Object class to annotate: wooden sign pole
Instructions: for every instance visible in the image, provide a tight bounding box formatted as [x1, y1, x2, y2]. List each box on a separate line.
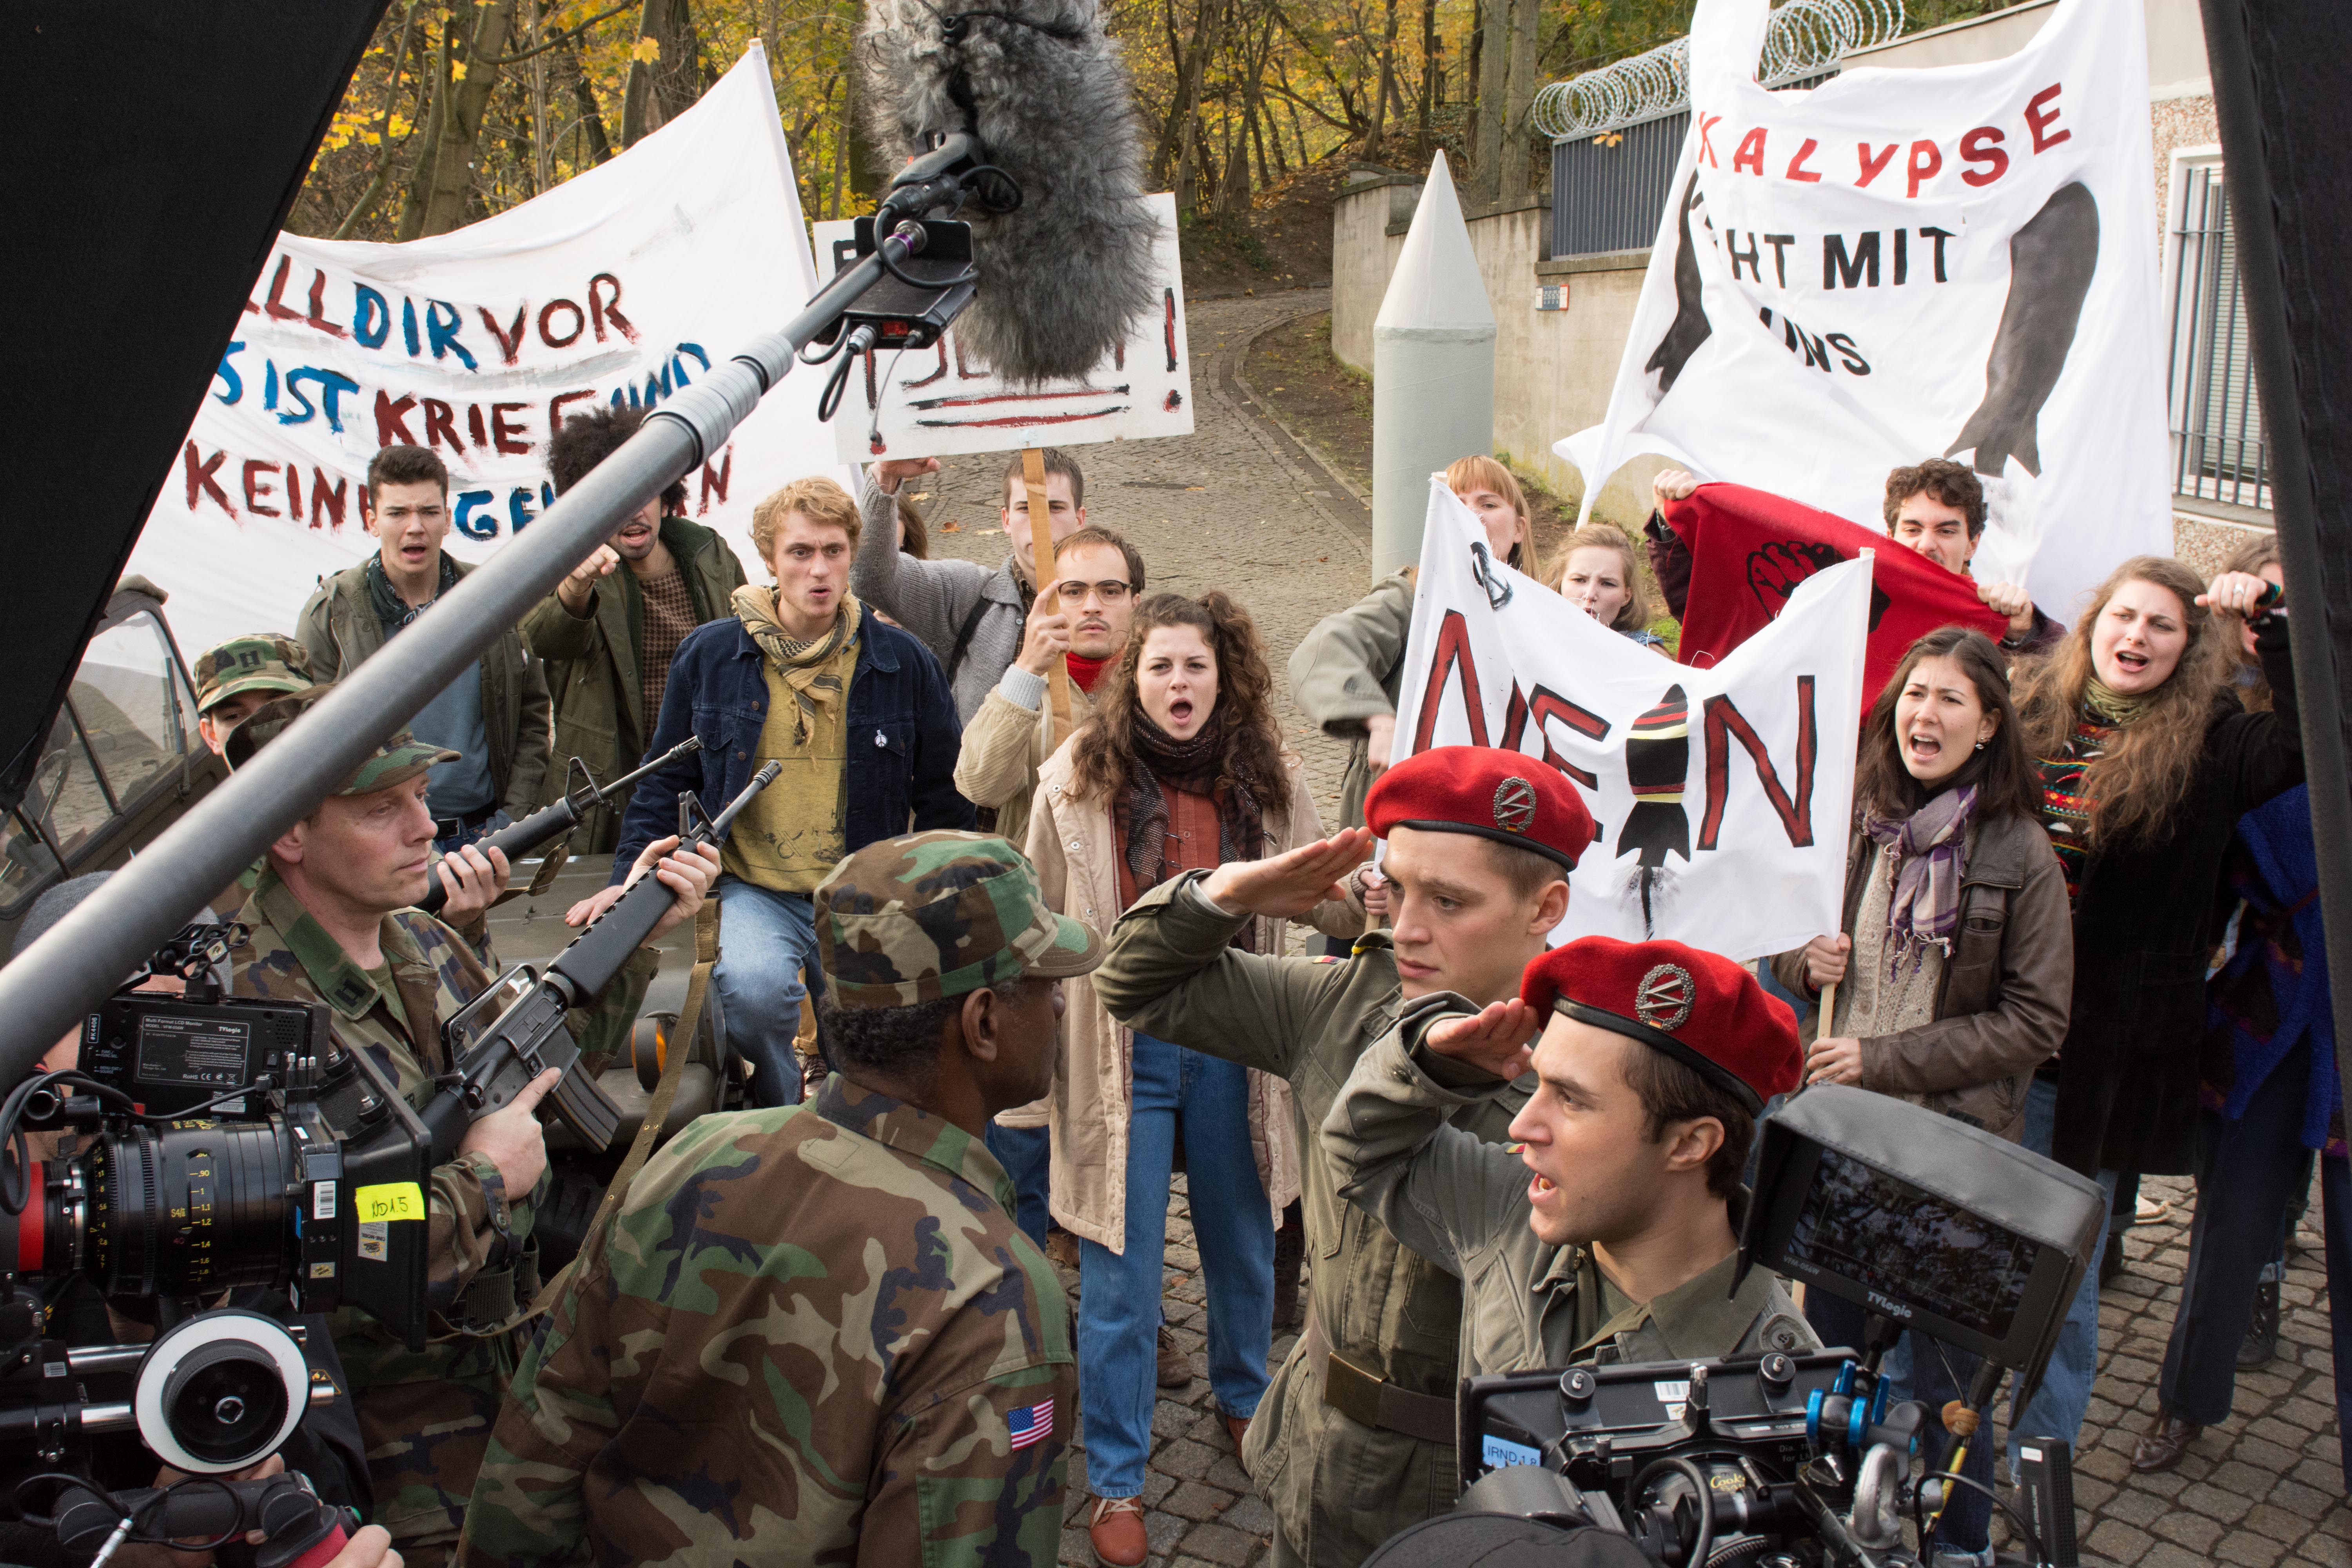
[1022, 447, 1074, 731]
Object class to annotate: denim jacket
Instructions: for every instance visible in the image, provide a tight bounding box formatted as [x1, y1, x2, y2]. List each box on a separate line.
[609, 604, 973, 883]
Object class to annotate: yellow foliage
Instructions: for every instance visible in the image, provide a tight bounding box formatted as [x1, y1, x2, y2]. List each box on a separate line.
[632, 36, 661, 63]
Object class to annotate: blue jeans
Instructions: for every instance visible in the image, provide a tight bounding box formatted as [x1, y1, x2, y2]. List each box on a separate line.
[986, 1122, 1052, 1247]
[1078, 1034, 1274, 1498]
[2159, 1040, 2350, 1485]
[714, 876, 818, 1109]
[2008, 1077, 2120, 1471]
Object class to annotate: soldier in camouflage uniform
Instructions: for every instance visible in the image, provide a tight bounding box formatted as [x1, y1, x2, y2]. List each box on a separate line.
[193, 633, 317, 755]
[461, 831, 1095, 1568]
[225, 691, 716, 1568]
[1091, 747, 1591, 1567]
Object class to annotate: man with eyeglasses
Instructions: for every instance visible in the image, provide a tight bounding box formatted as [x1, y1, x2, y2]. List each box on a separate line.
[298, 445, 552, 856]
[856, 448, 1092, 722]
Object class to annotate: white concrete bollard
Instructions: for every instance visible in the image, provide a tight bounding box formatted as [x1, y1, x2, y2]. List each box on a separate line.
[1371, 151, 1496, 579]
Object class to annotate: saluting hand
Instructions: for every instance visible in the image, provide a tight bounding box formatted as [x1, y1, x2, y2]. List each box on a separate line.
[1200, 828, 1376, 919]
[1425, 998, 1539, 1082]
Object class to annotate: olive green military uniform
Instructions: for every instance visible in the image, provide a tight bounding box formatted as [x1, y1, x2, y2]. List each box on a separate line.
[1287, 568, 1414, 831]
[519, 515, 748, 852]
[1091, 873, 1530, 1568]
[1323, 996, 1818, 1379]
[462, 830, 1099, 1568]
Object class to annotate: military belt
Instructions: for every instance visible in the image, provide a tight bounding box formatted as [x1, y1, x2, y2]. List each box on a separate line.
[1303, 1315, 1455, 1445]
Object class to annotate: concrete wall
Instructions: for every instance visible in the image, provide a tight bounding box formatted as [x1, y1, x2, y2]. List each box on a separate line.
[1327, 0, 2251, 541]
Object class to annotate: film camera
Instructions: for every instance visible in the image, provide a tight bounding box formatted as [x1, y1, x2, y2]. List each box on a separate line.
[0, 917, 425, 1505]
[1368, 1087, 2108, 1568]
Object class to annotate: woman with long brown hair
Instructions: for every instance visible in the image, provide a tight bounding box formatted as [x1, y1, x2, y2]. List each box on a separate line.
[1026, 592, 1359, 1566]
[1999, 553, 2297, 1492]
[1772, 626, 2072, 1560]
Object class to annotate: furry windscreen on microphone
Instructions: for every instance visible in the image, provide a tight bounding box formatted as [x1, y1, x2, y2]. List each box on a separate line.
[861, 0, 1160, 386]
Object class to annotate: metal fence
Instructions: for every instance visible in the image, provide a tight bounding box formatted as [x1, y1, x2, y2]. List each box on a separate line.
[2166, 162, 2269, 510]
[1549, 112, 1690, 259]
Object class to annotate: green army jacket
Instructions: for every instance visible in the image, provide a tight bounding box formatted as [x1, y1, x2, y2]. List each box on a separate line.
[1286, 567, 1414, 831]
[1094, 875, 1530, 1563]
[519, 516, 748, 853]
[297, 554, 554, 819]
[459, 1075, 1074, 1568]
[1324, 997, 1818, 1382]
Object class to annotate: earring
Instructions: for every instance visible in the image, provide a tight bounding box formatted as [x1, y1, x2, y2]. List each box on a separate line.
[1973, 739, 1987, 751]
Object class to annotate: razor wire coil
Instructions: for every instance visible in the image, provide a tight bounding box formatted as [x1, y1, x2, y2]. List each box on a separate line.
[1532, 0, 1904, 142]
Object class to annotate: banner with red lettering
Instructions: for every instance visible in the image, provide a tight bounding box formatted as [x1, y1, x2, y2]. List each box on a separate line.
[1557, 0, 2168, 630]
[1392, 479, 1869, 961]
[128, 44, 840, 657]
[1666, 482, 2009, 705]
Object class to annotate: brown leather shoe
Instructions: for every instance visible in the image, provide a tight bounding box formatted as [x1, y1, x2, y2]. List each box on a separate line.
[1225, 1413, 1251, 1452]
[1087, 1494, 1148, 1567]
[1156, 1323, 1192, 1388]
[2131, 1411, 2203, 1473]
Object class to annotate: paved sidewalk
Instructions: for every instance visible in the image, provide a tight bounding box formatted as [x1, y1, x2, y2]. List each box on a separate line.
[901, 289, 2346, 1566]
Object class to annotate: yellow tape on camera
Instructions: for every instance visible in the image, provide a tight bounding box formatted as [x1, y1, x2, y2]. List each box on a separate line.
[354, 1182, 426, 1223]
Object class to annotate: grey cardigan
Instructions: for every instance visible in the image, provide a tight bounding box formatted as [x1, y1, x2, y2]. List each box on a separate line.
[849, 482, 1028, 722]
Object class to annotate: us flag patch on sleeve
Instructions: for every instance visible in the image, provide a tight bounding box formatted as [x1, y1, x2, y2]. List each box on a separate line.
[1008, 1399, 1054, 1450]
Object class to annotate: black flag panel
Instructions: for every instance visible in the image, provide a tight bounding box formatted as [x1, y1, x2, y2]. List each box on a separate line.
[0, 0, 389, 813]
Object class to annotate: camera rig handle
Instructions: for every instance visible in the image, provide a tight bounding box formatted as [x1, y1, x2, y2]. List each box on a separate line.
[51, 1472, 354, 1568]
[414, 735, 703, 916]
[417, 761, 782, 1164]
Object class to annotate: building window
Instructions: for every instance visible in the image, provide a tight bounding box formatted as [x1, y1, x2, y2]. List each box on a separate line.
[2165, 160, 2268, 510]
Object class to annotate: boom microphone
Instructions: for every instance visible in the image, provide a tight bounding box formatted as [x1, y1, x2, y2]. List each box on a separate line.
[860, 0, 1160, 385]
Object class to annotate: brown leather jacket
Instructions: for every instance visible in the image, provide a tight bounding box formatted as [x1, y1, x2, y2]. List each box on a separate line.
[1770, 810, 2073, 1142]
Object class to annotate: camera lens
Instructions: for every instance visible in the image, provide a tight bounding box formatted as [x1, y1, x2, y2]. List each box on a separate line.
[135, 1310, 308, 1475]
[82, 1119, 297, 1298]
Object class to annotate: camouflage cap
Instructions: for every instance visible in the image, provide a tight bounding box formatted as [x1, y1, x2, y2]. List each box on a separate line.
[816, 831, 1102, 1010]
[223, 685, 458, 795]
[193, 634, 317, 712]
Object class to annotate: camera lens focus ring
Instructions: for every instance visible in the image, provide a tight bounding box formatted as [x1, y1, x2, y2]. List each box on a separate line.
[133, 1309, 308, 1474]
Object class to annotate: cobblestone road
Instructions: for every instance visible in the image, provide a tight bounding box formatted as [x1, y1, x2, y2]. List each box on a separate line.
[902, 289, 2347, 1567]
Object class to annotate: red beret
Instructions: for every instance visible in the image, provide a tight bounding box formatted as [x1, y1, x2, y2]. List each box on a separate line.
[1519, 937, 1801, 1114]
[1365, 746, 1595, 873]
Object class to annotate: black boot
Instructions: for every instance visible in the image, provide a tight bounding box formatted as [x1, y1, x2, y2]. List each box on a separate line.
[2238, 1277, 2281, 1368]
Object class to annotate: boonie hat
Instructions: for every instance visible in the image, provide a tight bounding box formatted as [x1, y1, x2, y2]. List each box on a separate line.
[224, 685, 457, 796]
[194, 635, 316, 713]
[817, 831, 1102, 1010]
[1365, 745, 1596, 873]
[1519, 936, 1802, 1114]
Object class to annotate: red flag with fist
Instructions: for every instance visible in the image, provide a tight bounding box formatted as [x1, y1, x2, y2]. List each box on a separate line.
[1662, 483, 2010, 708]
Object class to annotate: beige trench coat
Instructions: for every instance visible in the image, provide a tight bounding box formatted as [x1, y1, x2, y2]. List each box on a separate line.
[1025, 739, 1360, 1254]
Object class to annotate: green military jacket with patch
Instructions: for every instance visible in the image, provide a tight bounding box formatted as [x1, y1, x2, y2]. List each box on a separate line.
[518, 516, 747, 853]
[1090, 873, 1529, 1567]
[1323, 996, 1818, 1381]
[228, 865, 645, 1564]
[459, 1074, 1074, 1568]
[1286, 567, 1414, 832]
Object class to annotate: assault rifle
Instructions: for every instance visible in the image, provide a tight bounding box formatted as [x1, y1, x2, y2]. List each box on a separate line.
[416, 736, 704, 915]
[417, 760, 782, 1159]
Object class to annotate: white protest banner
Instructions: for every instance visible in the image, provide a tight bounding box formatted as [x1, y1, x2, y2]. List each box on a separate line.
[1557, 0, 2167, 625]
[131, 44, 840, 659]
[1392, 479, 1869, 961]
[813, 194, 1194, 463]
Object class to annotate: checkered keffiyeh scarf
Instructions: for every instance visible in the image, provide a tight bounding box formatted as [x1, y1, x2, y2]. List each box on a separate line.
[1862, 783, 1978, 975]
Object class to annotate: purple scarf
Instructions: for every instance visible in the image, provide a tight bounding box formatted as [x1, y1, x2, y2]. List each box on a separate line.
[1863, 784, 1978, 975]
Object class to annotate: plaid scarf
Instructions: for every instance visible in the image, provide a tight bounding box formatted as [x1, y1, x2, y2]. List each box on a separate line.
[1862, 783, 1978, 975]
[732, 583, 860, 748]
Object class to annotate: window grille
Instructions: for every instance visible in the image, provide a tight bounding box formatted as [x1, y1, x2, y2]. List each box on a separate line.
[2167, 162, 2269, 510]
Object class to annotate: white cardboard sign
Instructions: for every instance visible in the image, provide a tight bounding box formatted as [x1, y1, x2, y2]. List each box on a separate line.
[814, 192, 1194, 463]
